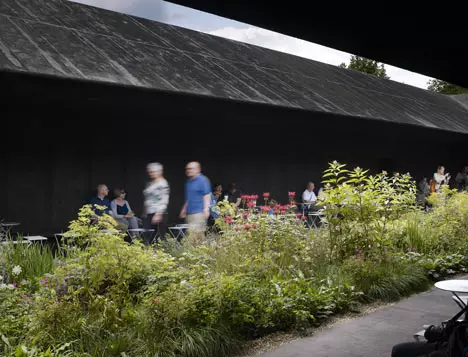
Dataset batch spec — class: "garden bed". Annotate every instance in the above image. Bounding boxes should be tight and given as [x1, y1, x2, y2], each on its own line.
[1, 162, 467, 357]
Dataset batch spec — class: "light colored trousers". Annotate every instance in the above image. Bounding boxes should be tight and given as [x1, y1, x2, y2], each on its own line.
[116, 216, 139, 230]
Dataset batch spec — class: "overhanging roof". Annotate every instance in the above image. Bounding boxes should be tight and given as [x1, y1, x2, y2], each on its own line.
[1, 0, 468, 134]
[170, 1, 468, 89]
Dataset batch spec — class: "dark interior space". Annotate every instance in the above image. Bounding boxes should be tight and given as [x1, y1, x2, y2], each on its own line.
[1, 71, 466, 236]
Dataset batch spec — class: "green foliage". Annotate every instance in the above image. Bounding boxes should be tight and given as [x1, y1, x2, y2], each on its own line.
[427, 78, 468, 94]
[1, 163, 468, 356]
[339, 55, 389, 79]
[320, 162, 416, 261]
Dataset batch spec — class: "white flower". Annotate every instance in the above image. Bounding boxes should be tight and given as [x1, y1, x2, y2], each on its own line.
[6, 284, 15, 290]
[0, 275, 3, 281]
[12, 265, 22, 276]
[0, 283, 7, 290]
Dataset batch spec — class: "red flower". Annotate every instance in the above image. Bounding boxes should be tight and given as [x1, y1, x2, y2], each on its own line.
[252, 195, 259, 200]
[274, 209, 279, 215]
[247, 201, 255, 208]
[280, 205, 288, 211]
[296, 213, 302, 218]
[288, 192, 296, 197]
[290, 200, 296, 206]
[243, 212, 249, 218]
[261, 206, 270, 213]
[234, 227, 239, 231]
[263, 192, 270, 198]
[241, 195, 248, 200]
[224, 217, 233, 224]
[244, 224, 251, 230]
[252, 223, 257, 228]
[301, 215, 307, 221]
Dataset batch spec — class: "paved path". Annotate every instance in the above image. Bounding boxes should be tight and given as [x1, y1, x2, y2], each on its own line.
[260, 285, 462, 357]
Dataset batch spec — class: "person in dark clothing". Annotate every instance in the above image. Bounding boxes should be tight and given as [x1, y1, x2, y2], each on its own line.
[455, 166, 468, 191]
[89, 184, 112, 216]
[225, 183, 242, 208]
[391, 341, 437, 357]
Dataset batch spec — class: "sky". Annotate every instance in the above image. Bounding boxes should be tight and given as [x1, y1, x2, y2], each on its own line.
[72, 0, 433, 89]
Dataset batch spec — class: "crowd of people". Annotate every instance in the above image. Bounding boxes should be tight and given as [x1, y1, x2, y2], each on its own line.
[87, 163, 468, 244]
[416, 165, 468, 207]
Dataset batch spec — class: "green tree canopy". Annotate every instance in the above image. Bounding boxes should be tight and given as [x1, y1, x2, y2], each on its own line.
[339, 55, 389, 79]
[427, 79, 468, 95]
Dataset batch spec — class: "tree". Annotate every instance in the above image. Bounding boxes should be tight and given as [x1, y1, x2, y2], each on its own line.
[339, 55, 390, 79]
[427, 79, 468, 95]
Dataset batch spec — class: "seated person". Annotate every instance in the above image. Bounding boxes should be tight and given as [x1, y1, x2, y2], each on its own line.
[89, 184, 112, 217]
[224, 183, 242, 208]
[209, 184, 223, 223]
[111, 188, 139, 232]
[88, 184, 126, 231]
[268, 199, 278, 215]
[302, 182, 318, 213]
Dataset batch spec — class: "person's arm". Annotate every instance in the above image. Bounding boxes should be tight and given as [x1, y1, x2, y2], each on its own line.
[235, 197, 242, 207]
[180, 201, 188, 218]
[110, 201, 124, 219]
[203, 193, 211, 219]
[311, 192, 317, 202]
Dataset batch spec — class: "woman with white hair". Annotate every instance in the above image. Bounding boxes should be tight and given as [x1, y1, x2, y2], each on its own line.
[143, 162, 170, 244]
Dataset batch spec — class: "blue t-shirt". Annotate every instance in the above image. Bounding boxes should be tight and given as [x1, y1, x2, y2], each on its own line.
[89, 196, 112, 216]
[185, 174, 211, 214]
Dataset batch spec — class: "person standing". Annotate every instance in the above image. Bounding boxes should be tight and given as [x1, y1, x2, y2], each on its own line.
[455, 166, 468, 191]
[179, 162, 211, 245]
[430, 166, 451, 193]
[143, 163, 170, 244]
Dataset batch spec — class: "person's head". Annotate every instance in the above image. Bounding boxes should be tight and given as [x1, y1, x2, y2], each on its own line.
[185, 161, 201, 178]
[228, 183, 237, 192]
[269, 199, 278, 208]
[114, 188, 126, 199]
[213, 183, 222, 194]
[437, 166, 445, 175]
[307, 182, 315, 192]
[97, 184, 109, 197]
[147, 162, 163, 180]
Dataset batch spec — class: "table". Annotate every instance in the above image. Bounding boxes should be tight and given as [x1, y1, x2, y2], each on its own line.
[169, 224, 189, 240]
[127, 228, 155, 243]
[24, 236, 48, 243]
[0, 240, 30, 246]
[0, 222, 20, 240]
[413, 279, 468, 341]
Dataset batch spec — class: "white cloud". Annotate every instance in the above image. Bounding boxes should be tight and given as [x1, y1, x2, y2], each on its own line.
[208, 26, 432, 89]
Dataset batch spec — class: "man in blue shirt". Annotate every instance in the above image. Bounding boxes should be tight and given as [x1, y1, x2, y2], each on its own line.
[89, 184, 112, 216]
[179, 162, 211, 245]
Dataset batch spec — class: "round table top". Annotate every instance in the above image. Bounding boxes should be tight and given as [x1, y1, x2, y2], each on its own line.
[128, 228, 154, 232]
[435, 280, 468, 293]
[0, 222, 20, 226]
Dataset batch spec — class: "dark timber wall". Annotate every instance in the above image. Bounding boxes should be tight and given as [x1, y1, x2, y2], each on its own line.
[1, 72, 466, 236]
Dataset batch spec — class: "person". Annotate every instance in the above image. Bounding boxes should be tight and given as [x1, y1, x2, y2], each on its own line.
[391, 341, 437, 357]
[302, 182, 318, 213]
[225, 183, 242, 208]
[110, 188, 139, 233]
[89, 184, 112, 217]
[208, 183, 223, 229]
[268, 199, 278, 215]
[416, 177, 430, 207]
[455, 166, 468, 191]
[179, 162, 211, 245]
[430, 166, 451, 193]
[143, 163, 170, 244]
